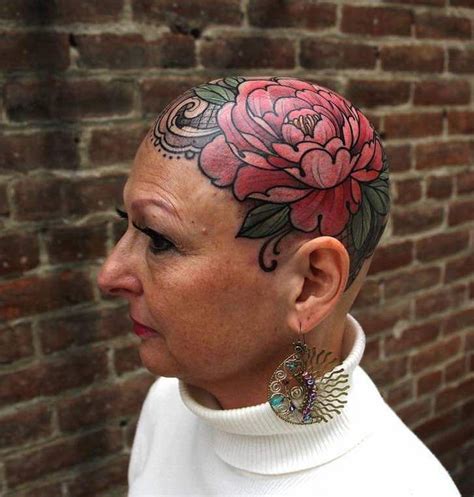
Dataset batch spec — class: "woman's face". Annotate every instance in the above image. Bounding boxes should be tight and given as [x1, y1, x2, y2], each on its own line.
[97, 137, 294, 388]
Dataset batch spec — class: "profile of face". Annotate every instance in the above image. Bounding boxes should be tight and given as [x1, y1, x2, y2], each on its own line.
[97, 77, 389, 406]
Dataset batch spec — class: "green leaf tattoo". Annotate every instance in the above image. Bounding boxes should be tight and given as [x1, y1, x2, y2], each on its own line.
[238, 203, 290, 238]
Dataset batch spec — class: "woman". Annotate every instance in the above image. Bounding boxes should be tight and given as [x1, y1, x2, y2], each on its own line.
[97, 77, 460, 496]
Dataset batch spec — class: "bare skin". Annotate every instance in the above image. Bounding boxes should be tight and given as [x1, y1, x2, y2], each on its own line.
[97, 137, 372, 409]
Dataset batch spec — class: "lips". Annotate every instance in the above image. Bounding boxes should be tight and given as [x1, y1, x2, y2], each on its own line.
[130, 316, 161, 339]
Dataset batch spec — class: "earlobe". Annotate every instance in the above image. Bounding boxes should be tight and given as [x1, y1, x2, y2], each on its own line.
[293, 237, 349, 331]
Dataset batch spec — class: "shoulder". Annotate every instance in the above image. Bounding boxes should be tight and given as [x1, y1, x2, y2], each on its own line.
[355, 369, 461, 496]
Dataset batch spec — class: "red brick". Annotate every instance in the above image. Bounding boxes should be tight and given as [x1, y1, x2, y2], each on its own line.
[0, 231, 40, 276]
[414, 407, 462, 439]
[45, 222, 108, 263]
[5, 79, 135, 122]
[133, 0, 242, 28]
[451, 0, 473, 4]
[385, 321, 440, 356]
[248, 0, 336, 29]
[449, 49, 474, 74]
[414, 80, 471, 106]
[448, 111, 474, 136]
[0, 183, 9, 216]
[75, 33, 195, 69]
[386, 378, 414, 406]
[369, 240, 413, 274]
[201, 37, 295, 69]
[380, 45, 444, 73]
[392, 205, 443, 235]
[396, 398, 432, 427]
[0, 347, 108, 407]
[415, 285, 466, 319]
[63, 174, 127, 216]
[394, 177, 422, 205]
[0, 0, 124, 23]
[364, 356, 408, 387]
[352, 278, 383, 309]
[382, 0, 444, 6]
[363, 336, 381, 362]
[417, 369, 443, 395]
[415, 231, 469, 262]
[448, 199, 474, 226]
[384, 112, 443, 139]
[347, 80, 410, 108]
[427, 175, 453, 199]
[0, 131, 80, 173]
[384, 144, 412, 172]
[444, 357, 466, 383]
[3, 482, 63, 497]
[12, 175, 65, 221]
[436, 377, 474, 412]
[445, 253, 474, 284]
[385, 266, 441, 299]
[58, 373, 154, 432]
[353, 300, 411, 337]
[38, 307, 129, 354]
[341, 5, 412, 37]
[89, 124, 147, 166]
[301, 40, 377, 70]
[140, 77, 204, 116]
[67, 455, 129, 497]
[446, 305, 474, 336]
[0, 403, 52, 449]
[4, 427, 122, 487]
[456, 170, 474, 194]
[411, 335, 462, 373]
[0, 322, 34, 364]
[430, 421, 474, 456]
[415, 14, 471, 39]
[0, 271, 94, 321]
[415, 141, 472, 169]
[115, 343, 142, 374]
[0, 33, 69, 72]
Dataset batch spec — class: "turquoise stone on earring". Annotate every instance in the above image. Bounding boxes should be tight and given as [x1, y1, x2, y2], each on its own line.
[270, 394, 285, 408]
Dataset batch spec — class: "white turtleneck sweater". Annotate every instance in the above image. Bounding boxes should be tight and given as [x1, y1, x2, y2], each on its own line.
[127, 314, 461, 497]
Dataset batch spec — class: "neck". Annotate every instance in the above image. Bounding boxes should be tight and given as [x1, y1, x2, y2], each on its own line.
[193, 315, 347, 410]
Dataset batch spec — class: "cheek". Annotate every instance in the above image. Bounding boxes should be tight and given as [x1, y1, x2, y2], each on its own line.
[143, 257, 279, 369]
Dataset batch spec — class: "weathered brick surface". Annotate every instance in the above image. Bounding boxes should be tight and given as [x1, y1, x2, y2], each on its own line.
[1, 1, 472, 495]
[301, 40, 377, 70]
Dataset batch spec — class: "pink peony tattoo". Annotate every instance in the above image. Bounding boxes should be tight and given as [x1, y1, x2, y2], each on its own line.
[150, 77, 390, 289]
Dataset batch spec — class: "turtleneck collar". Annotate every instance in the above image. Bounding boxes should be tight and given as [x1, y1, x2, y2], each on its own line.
[178, 313, 383, 475]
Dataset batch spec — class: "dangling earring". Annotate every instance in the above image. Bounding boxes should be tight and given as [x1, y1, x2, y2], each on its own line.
[267, 322, 350, 425]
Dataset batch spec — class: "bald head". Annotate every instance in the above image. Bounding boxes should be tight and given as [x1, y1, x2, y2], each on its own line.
[148, 76, 390, 289]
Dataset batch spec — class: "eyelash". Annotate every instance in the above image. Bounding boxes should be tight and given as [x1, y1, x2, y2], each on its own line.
[115, 207, 175, 254]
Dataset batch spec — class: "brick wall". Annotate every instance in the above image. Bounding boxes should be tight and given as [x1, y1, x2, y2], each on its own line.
[0, 0, 473, 495]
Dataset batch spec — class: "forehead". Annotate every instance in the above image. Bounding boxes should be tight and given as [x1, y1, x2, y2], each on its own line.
[125, 137, 240, 234]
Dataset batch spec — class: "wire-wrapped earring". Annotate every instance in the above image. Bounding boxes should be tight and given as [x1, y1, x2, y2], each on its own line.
[267, 323, 350, 425]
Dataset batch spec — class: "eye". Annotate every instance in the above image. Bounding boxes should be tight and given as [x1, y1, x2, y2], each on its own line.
[115, 207, 175, 254]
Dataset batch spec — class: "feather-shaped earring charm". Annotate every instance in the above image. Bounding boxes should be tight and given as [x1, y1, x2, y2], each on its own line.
[268, 331, 350, 425]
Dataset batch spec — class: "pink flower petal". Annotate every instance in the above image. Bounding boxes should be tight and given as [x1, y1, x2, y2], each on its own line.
[289, 189, 326, 232]
[233, 165, 307, 201]
[272, 141, 321, 163]
[281, 123, 304, 146]
[301, 147, 353, 189]
[199, 135, 243, 186]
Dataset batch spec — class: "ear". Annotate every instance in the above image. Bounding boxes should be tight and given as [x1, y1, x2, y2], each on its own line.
[288, 236, 350, 332]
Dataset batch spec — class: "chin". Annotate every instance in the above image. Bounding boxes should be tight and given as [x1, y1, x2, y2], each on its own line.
[137, 339, 179, 377]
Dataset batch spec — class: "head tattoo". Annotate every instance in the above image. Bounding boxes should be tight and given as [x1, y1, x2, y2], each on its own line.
[148, 77, 390, 290]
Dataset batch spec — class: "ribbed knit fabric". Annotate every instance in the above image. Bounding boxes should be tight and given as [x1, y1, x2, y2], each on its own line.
[127, 314, 461, 497]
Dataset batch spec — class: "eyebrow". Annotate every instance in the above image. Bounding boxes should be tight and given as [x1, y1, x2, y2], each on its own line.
[130, 198, 183, 222]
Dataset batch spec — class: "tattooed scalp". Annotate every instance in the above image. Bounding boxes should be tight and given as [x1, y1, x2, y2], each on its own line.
[148, 76, 390, 290]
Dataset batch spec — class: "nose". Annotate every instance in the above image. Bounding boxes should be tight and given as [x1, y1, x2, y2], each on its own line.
[97, 238, 143, 298]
